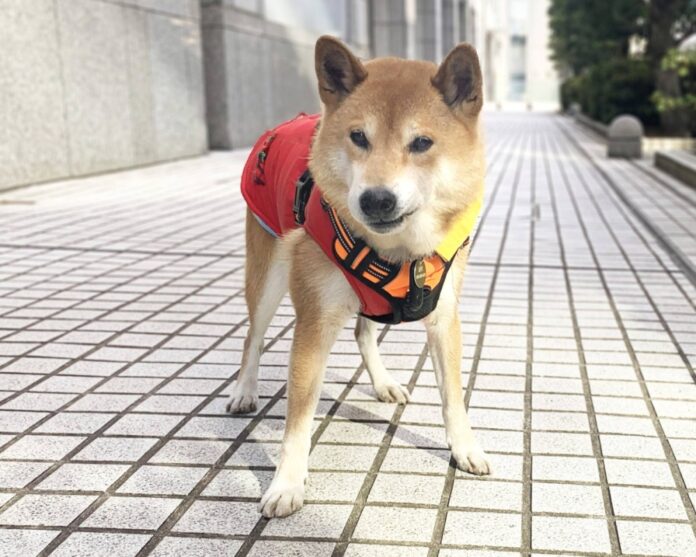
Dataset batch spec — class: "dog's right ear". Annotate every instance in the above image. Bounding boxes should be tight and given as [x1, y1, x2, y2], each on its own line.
[315, 36, 367, 110]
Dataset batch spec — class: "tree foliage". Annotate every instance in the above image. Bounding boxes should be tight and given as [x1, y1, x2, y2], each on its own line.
[548, 0, 646, 75]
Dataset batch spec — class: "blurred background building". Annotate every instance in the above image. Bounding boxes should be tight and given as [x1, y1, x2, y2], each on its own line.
[1, 0, 559, 191]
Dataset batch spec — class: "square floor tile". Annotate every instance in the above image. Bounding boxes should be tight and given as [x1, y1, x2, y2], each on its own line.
[610, 486, 687, 519]
[151, 537, 242, 556]
[150, 439, 229, 465]
[117, 465, 206, 495]
[368, 473, 444, 505]
[305, 472, 366, 503]
[442, 510, 521, 547]
[83, 496, 181, 530]
[532, 516, 611, 553]
[532, 455, 599, 483]
[248, 541, 334, 557]
[353, 506, 437, 543]
[604, 458, 676, 487]
[617, 520, 696, 555]
[0, 529, 58, 556]
[105, 414, 183, 436]
[344, 544, 427, 557]
[135, 395, 206, 414]
[226, 442, 280, 467]
[0, 494, 96, 526]
[173, 501, 258, 535]
[68, 394, 139, 412]
[175, 416, 251, 439]
[262, 503, 352, 539]
[73, 437, 158, 462]
[36, 412, 115, 434]
[531, 431, 593, 455]
[309, 444, 379, 472]
[52, 532, 150, 557]
[379, 447, 450, 475]
[0, 410, 48, 432]
[450, 478, 522, 511]
[1, 393, 76, 411]
[37, 463, 129, 491]
[203, 469, 273, 499]
[532, 482, 605, 515]
[0, 461, 52, 489]
[0, 435, 86, 460]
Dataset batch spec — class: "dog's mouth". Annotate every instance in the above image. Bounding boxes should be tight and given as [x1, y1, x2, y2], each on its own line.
[366, 209, 416, 234]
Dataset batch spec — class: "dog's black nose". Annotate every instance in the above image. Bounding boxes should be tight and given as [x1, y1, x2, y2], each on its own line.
[359, 188, 397, 220]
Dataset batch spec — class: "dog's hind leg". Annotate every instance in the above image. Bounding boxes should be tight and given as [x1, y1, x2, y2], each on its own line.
[227, 212, 288, 414]
[355, 316, 410, 404]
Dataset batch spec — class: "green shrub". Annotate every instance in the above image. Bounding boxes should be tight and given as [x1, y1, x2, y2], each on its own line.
[651, 49, 696, 135]
[562, 58, 659, 127]
[583, 58, 659, 126]
[560, 76, 584, 111]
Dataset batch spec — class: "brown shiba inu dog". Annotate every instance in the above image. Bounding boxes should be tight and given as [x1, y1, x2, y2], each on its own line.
[227, 36, 489, 518]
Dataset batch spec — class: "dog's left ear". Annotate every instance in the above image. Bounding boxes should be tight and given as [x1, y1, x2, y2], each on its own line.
[315, 36, 367, 110]
[432, 43, 483, 116]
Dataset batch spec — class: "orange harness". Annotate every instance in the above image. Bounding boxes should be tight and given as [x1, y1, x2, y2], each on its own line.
[240, 113, 479, 324]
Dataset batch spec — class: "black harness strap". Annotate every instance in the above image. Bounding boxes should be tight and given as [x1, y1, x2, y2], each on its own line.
[293, 169, 314, 225]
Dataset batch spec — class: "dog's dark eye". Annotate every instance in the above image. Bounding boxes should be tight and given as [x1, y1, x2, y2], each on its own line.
[350, 130, 369, 149]
[409, 136, 433, 153]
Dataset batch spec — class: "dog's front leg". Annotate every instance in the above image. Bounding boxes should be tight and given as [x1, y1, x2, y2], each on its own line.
[259, 312, 342, 517]
[425, 302, 491, 475]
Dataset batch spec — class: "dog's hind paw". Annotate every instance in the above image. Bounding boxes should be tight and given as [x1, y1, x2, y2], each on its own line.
[452, 443, 492, 476]
[225, 381, 258, 414]
[374, 381, 410, 404]
[259, 480, 304, 518]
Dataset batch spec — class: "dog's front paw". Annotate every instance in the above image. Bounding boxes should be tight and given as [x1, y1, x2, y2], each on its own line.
[374, 381, 410, 404]
[259, 478, 304, 518]
[452, 442, 492, 476]
[225, 381, 258, 414]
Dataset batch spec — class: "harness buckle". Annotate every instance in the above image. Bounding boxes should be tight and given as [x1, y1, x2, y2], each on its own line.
[406, 259, 426, 312]
[293, 169, 314, 225]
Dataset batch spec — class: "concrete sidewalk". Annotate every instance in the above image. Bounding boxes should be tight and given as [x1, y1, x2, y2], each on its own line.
[0, 113, 695, 556]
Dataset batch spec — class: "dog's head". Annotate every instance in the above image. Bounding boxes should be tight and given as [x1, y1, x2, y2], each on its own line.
[309, 36, 485, 260]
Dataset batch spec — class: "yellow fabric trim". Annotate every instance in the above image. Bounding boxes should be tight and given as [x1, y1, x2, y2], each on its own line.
[435, 195, 483, 261]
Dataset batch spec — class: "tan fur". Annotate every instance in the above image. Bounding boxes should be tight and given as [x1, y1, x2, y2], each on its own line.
[230, 36, 490, 518]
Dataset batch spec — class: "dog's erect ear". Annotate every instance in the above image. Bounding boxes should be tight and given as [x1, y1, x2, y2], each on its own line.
[432, 43, 483, 116]
[315, 36, 367, 109]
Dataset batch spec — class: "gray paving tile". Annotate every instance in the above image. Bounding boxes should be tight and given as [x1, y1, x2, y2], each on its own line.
[117, 465, 207, 495]
[442, 510, 521, 547]
[83, 495, 181, 530]
[616, 520, 696, 556]
[37, 462, 129, 491]
[532, 516, 611, 553]
[353, 506, 437, 543]
[173, 500, 258, 535]
[150, 439, 229, 465]
[0, 529, 58, 556]
[532, 482, 605, 515]
[0, 434, 85, 460]
[262, 503, 352, 539]
[150, 537, 242, 556]
[368, 473, 445, 505]
[0, 461, 52, 489]
[52, 532, 150, 557]
[0, 494, 96, 526]
[73, 437, 158, 462]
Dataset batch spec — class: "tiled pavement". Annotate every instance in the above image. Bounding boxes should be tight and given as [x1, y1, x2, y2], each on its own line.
[0, 112, 695, 556]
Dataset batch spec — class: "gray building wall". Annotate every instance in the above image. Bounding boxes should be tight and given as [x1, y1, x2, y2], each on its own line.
[1, 0, 207, 191]
[202, 0, 369, 149]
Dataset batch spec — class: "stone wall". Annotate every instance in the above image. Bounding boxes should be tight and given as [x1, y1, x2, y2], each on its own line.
[1, 0, 207, 191]
[201, 0, 369, 149]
